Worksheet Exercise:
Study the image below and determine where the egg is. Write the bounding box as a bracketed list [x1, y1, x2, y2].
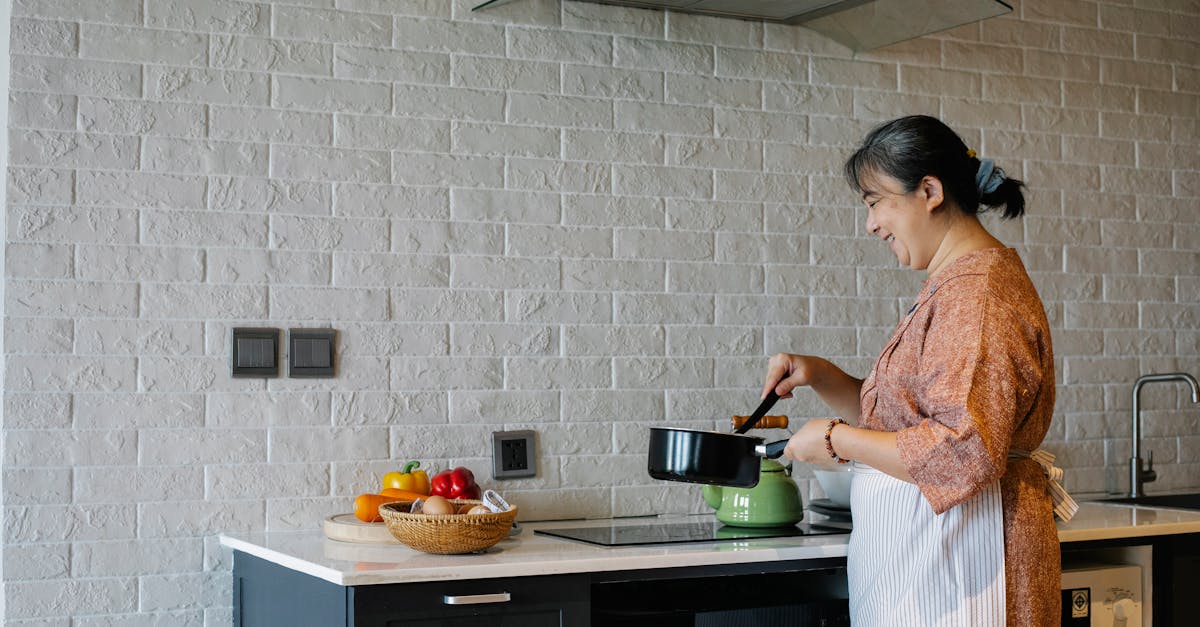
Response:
[466, 505, 491, 515]
[421, 495, 455, 515]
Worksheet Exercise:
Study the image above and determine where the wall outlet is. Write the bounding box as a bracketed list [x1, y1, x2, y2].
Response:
[492, 430, 536, 479]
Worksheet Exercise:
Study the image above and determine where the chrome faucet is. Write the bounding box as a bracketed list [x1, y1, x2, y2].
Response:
[1130, 372, 1200, 498]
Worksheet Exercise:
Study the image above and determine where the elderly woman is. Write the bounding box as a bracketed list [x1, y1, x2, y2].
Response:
[763, 115, 1067, 626]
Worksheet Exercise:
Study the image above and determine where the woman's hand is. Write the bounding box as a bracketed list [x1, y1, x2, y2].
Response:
[761, 353, 823, 400]
[783, 420, 916, 484]
[760, 353, 865, 422]
[781, 418, 839, 464]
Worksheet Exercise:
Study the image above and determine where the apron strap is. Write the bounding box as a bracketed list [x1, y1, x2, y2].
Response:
[1009, 448, 1078, 521]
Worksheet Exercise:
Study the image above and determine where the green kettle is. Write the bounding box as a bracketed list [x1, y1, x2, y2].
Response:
[702, 458, 804, 528]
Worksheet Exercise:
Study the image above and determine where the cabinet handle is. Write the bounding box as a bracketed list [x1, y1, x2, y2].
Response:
[442, 592, 511, 605]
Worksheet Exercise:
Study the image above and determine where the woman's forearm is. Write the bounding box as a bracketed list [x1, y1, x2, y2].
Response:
[831, 424, 914, 483]
[806, 358, 865, 422]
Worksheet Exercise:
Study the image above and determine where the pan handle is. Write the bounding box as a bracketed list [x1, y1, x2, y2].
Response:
[734, 390, 780, 434]
[755, 439, 790, 459]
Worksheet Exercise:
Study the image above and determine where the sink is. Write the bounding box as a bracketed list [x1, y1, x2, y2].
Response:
[1100, 493, 1200, 511]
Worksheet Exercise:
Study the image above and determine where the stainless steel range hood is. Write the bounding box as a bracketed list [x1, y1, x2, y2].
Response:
[575, 0, 1013, 51]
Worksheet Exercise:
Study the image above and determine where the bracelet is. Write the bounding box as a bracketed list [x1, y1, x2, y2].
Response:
[825, 418, 850, 464]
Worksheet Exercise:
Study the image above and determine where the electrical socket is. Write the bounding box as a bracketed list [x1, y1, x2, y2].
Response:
[492, 430, 536, 479]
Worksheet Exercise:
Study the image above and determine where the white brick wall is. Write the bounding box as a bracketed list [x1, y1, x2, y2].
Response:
[3, 0, 1200, 622]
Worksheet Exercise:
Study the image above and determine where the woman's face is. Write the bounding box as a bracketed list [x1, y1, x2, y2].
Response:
[859, 170, 944, 271]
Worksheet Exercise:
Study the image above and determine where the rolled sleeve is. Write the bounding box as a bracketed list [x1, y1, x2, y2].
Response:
[896, 286, 1039, 514]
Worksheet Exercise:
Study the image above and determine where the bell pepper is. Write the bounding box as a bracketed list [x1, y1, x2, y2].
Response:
[430, 466, 481, 500]
[382, 461, 430, 495]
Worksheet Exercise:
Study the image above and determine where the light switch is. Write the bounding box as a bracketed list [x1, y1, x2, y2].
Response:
[289, 329, 336, 378]
[231, 328, 279, 377]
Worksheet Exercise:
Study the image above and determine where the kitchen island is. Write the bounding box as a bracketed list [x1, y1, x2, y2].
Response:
[220, 502, 1200, 626]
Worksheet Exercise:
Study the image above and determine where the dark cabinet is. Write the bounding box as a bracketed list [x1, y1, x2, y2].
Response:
[590, 561, 849, 626]
[1158, 532, 1200, 627]
[236, 532, 1200, 627]
[1060, 531, 1200, 627]
[351, 574, 589, 627]
[232, 552, 849, 627]
[233, 552, 588, 627]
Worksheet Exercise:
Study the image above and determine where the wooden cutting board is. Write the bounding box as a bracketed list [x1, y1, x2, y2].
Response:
[322, 514, 400, 544]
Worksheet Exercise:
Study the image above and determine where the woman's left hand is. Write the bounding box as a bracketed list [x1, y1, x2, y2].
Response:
[782, 418, 841, 464]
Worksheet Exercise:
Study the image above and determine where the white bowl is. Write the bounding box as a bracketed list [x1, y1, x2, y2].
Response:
[813, 466, 853, 508]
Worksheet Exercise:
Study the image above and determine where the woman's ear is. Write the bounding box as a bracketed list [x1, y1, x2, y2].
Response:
[919, 176, 944, 213]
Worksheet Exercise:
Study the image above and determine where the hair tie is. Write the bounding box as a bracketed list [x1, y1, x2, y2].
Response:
[975, 158, 1005, 195]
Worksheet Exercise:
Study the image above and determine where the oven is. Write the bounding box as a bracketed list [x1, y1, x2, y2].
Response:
[534, 519, 853, 626]
[589, 559, 850, 626]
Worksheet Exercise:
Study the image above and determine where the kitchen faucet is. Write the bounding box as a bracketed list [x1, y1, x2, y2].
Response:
[1129, 372, 1200, 498]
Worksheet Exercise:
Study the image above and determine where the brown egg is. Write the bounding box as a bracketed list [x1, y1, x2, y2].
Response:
[466, 505, 491, 515]
[421, 495, 455, 515]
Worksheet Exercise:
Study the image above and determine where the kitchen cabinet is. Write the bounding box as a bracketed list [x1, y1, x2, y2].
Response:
[232, 551, 848, 627]
[1063, 531, 1200, 627]
[589, 560, 849, 626]
[224, 504, 1200, 627]
[234, 552, 589, 627]
[353, 574, 589, 627]
[1162, 533, 1200, 627]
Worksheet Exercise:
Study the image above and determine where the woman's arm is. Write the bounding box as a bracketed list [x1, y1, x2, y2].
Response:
[761, 353, 864, 422]
[781, 418, 914, 483]
[763, 354, 915, 482]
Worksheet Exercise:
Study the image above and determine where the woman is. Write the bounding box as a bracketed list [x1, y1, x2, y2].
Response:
[762, 115, 1066, 626]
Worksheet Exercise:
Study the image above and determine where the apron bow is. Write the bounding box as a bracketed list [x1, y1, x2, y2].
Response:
[1010, 448, 1078, 521]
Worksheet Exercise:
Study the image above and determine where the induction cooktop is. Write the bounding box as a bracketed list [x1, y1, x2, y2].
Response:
[534, 520, 849, 547]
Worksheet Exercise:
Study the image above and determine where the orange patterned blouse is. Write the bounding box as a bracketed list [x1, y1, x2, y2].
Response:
[858, 247, 1060, 626]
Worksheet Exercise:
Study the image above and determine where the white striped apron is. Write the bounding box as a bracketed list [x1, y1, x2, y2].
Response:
[847, 464, 1006, 626]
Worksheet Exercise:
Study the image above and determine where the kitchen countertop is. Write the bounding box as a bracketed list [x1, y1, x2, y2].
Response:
[219, 501, 1200, 587]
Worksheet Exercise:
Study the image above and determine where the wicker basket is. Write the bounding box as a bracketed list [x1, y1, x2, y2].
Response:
[379, 500, 518, 554]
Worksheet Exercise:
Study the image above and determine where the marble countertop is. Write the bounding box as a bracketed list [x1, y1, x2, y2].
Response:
[219, 501, 1200, 587]
[1057, 500, 1200, 542]
[221, 514, 853, 587]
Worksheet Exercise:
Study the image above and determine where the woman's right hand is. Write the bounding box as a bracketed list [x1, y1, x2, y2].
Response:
[761, 353, 825, 400]
[761, 353, 865, 422]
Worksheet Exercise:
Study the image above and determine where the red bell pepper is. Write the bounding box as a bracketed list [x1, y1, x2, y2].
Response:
[430, 466, 481, 500]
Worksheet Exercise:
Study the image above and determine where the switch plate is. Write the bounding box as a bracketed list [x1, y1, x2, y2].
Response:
[288, 328, 336, 378]
[231, 328, 279, 377]
[492, 430, 536, 479]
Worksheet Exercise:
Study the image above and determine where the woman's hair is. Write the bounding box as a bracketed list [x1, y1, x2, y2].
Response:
[843, 115, 1025, 219]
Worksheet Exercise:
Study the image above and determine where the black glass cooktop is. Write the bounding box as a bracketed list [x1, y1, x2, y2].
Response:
[534, 520, 849, 547]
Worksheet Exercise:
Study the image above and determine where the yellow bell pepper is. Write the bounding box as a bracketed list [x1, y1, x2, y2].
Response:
[383, 461, 430, 495]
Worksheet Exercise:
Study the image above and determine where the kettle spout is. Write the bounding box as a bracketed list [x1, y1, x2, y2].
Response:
[701, 484, 722, 510]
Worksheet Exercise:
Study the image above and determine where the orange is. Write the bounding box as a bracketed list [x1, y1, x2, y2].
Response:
[353, 494, 404, 522]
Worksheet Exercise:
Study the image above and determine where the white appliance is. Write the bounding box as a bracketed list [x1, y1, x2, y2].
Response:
[1061, 563, 1142, 627]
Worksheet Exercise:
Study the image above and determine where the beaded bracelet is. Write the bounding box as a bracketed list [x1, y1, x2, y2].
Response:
[824, 418, 850, 464]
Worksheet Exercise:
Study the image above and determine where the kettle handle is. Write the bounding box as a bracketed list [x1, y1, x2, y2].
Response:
[731, 415, 789, 430]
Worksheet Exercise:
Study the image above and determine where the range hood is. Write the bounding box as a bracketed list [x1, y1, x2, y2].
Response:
[574, 0, 1013, 51]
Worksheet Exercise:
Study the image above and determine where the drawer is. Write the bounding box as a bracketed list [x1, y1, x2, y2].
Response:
[351, 573, 590, 627]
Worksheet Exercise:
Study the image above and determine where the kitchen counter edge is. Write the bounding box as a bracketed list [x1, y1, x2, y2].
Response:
[219, 502, 1200, 587]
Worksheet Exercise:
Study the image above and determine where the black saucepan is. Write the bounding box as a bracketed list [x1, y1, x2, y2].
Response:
[647, 391, 790, 488]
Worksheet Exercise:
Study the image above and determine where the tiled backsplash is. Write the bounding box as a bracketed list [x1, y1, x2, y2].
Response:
[3, 0, 1199, 622]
